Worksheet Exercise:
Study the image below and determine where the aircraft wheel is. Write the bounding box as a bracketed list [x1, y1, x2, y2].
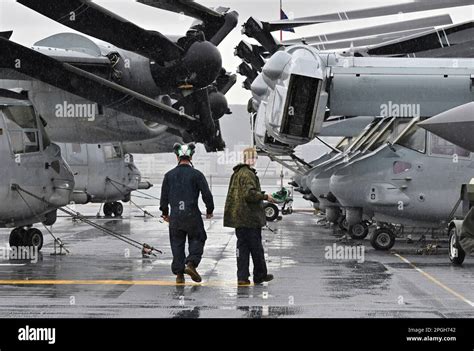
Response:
[338, 217, 348, 231]
[448, 226, 465, 265]
[9, 227, 27, 248]
[103, 203, 114, 217]
[348, 222, 369, 240]
[264, 203, 279, 222]
[26, 228, 43, 251]
[370, 228, 396, 251]
[113, 202, 123, 217]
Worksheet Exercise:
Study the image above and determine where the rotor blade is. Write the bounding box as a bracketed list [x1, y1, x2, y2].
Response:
[0, 37, 197, 133]
[242, 17, 281, 54]
[409, 39, 474, 57]
[215, 71, 237, 95]
[278, 0, 472, 23]
[17, 0, 183, 64]
[263, 19, 331, 33]
[363, 21, 474, 57]
[310, 28, 434, 51]
[283, 14, 453, 45]
[234, 40, 266, 71]
[137, 0, 239, 46]
[419, 103, 474, 152]
[0, 31, 13, 39]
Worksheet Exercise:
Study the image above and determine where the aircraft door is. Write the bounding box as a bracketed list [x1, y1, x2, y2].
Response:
[64, 143, 89, 191]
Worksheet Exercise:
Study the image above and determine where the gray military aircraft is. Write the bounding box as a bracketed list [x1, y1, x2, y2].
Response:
[236, 1, 473, 154]
[58, 143, 153, 218]
[0, 0, 238, 151]
[418, 102, 474, 264]
[0, 89, 74, 250]
[329, 119, 474, 250]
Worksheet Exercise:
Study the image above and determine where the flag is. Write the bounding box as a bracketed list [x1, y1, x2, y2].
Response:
[280, 9, 295, 33]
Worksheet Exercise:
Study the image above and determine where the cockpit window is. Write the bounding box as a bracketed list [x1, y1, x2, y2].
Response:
[357, 118, 392, 152]
[396, 125, 426, 153]
[104, 144, 123, 160]
[1, 105, 40, 154]
[366, 118, 411, 152]
[349, 120, 383, 152]
[430, 134, 470, 158]
[335, 137, 352, 152]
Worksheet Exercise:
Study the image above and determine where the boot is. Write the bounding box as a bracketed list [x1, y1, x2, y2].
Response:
[184, 263, 202, 283]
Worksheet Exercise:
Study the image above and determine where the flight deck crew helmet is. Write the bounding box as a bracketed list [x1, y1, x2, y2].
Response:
[173, 142, 196, 160]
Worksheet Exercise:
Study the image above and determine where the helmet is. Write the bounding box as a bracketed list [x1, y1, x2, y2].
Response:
[173, 142, 196, 159]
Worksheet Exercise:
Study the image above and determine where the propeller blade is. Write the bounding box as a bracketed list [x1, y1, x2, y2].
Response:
[419, 103, 474, 152]
[0, 37, 197, 133]
[17, 0, 183, 64]
[283, 14, 453, 45]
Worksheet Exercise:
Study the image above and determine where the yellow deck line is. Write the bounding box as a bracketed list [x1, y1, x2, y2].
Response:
[393, 253, 474, 307]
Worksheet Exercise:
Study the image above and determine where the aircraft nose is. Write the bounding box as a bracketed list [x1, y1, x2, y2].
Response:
[330, 166, 358, 208]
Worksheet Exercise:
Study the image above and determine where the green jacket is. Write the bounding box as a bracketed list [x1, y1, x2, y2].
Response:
[224, 164, 267, 228]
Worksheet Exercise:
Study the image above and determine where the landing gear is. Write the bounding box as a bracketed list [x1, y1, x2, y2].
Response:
[348, 221, 370, 240]
[448, 226, 465, 265]
[9, 227, 27, 247]
[103, 202, 123, 217]
[370, 227, 396, 251]
[264, 203, 279, 222]
[9, 227, 43, 251]
[338, 216, 349, 231]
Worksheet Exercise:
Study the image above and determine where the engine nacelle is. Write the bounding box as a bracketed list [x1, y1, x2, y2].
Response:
[251, 46, 328, 148]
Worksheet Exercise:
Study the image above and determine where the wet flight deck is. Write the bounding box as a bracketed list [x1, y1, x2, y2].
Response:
[0, 206, 473, 318]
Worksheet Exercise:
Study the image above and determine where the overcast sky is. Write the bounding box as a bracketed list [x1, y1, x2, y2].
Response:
[1, 0, 473, 105]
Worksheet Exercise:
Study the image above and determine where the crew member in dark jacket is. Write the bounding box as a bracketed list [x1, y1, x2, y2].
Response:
[224, 147, 274, 286]
[160, 143, 214, 284]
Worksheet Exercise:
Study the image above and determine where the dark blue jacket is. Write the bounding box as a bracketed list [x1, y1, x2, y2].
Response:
[160, 164, 214, 230]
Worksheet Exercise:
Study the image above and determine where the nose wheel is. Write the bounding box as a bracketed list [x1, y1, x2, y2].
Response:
[370, 227, 396, 251]
[103, 202, 123, 217]
[9, 227, 44, 251]
[348, 221, 370, 240]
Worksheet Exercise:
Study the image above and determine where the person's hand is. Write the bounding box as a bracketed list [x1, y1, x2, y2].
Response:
[206, 213, 214, 219]
[161, 215, 169, 223]
[266, 194, 275, 203]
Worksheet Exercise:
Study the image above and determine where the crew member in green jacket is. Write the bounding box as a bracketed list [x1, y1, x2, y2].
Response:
[224, 147, 275, 286]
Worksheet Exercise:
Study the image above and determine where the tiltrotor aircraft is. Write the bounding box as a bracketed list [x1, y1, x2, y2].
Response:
[0, 0, 239, 151]
[0, 89, 74, 250]
[418, 102, 474, 264]
[329, 118, 474, 250]
[58, 142, 153, 218]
